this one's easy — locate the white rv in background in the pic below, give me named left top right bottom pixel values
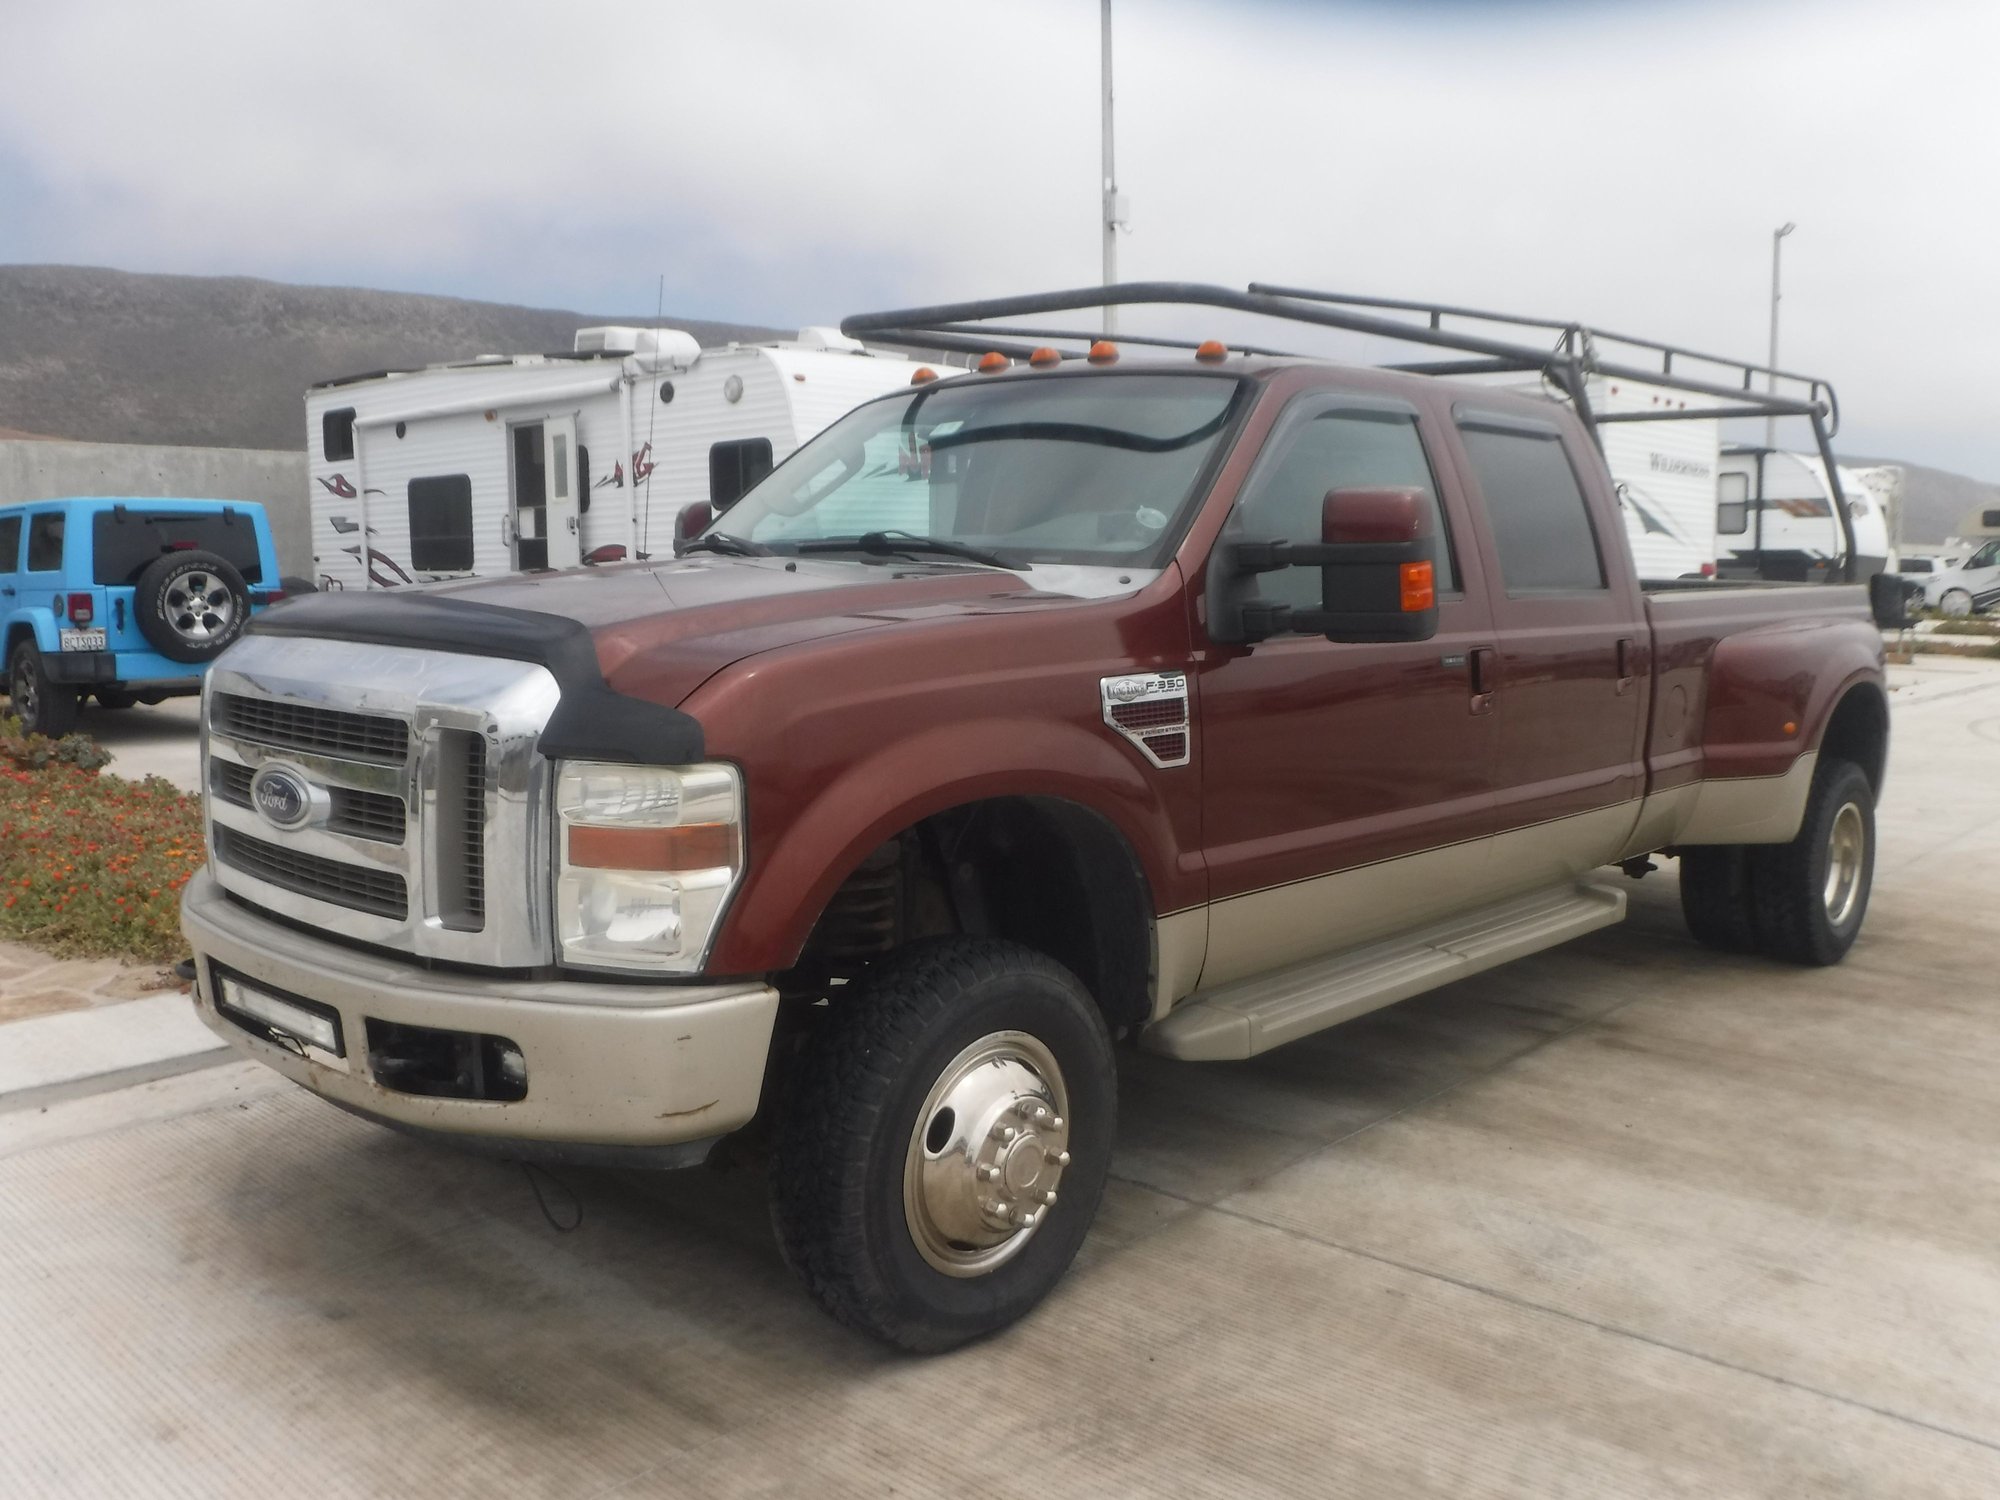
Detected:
left=1715, top=446, right=1891, bottom=582
left=303, top=328, right=938, bottom=588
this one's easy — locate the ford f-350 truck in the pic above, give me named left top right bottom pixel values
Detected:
left=182, top=285, right=1896, bottom=1351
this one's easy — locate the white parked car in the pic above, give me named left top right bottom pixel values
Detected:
left=1925, top=538, right=2000, bottom=616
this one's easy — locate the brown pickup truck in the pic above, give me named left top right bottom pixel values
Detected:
left=182, top=284, right=1895, bottom=1351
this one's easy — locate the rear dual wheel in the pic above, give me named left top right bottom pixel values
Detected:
left=1679, top=757, right=1874, bottom=966
left=770, top=937, right=1115, bottom=1352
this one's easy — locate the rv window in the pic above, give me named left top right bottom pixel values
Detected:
left=710, top=439, right=775, bottom=509
left=26, top=512, right=65, bottom=571
left=1455, top=419, right=1605, bottom=592
left=0, top=515, right=19, bottom=572
left=91, top=510, right=263, bottom=586
left=323, top=407, right=357, bottom=462
left=577, top=446, right=592, bottom=514
left=1717, top=471, right=1750, bottom=536
left=408, top=475, right=474, bottom=572
left=1984, top=508, right=2000, bottom=530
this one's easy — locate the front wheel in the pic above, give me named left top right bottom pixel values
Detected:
left=770, top=937, right=1116, bottom=1352
left=1939, top=588, right=1973, bottom=618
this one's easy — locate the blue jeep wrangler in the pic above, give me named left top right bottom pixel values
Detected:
left=2, top=497, right=284, bottom=736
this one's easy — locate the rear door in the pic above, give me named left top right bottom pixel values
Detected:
left=1196, top=390, right=1500, bottom=986
left=1444, top=406, right=1649, bottom=888
left=0, top=512, right=22, bottom=623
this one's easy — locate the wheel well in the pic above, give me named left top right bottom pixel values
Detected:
left=788, top=796, right=1157, bottom=1030
left=1820, top=683, right=1888, bottom=793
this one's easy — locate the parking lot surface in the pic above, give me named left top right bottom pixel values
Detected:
left=2, top=657, right=1997, bottom=1498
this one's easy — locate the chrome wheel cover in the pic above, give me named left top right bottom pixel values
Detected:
left=903, top=1030, right=1071, bottom=1278
left=165, top=571, right=235, bottom=642
left=1824, top=801, right=1866, bottom=926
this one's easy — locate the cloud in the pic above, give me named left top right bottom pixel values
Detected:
left=2, top=0, right=1995, bottom=475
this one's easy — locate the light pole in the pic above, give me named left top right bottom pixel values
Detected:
left=1101, top=0, right=1118, bottom=332
left=1766, top=221, right=1795, bottom=450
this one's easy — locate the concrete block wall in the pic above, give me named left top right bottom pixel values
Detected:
left=0, top=440, right=310, bottom=579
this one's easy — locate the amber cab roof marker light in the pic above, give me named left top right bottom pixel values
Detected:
left=909, top=366, right=940, bottom=385
left=977, top=351, right=1011, bottom=373
left=1028, top=346, right=1062, bottom=368
left=1087, top=341, right=1119, bottom=365
left=1194, top=340, right=1229, bottom=363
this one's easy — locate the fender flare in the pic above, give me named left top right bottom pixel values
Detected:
left=707, top=716, right=1181, bottom=974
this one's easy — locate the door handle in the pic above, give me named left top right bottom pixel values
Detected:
left=1615, top=636, right=1637, bottom=695
left=1468, top=646, right=1497, bottom=716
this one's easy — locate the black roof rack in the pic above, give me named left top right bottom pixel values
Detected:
left=842, top=281, right=1857, bottom=580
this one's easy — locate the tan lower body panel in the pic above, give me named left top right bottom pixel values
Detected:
left=1200, top=800, right=1641, bottom=991
left=1671, top=752, right=1818, bottom=846
left=1143, top=879, right=1626, bottom=1061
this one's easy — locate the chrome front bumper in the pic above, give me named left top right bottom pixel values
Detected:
left=182, top=867, right=778, bottom=1157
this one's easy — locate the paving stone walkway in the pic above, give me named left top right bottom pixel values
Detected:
left=0, top=941, right=180, bottom=1025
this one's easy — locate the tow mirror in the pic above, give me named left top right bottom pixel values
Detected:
left=1867, top=570, right=1912, bottom=630
left=1313, top=487, right=1439, bottom=643
left=1211, top=486, right=1439, bottom=644
left=674, top=501, right=713, bottom=549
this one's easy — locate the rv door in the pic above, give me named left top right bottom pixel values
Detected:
left=545, top=415, right=581, bottom=569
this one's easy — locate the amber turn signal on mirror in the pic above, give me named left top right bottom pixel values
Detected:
left=1400, top=561, right=1435, bottom=613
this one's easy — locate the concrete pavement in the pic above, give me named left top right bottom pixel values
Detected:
left=1, top=658, right=1997, bottom=1498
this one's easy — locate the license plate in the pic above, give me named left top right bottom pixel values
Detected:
left=59, top=629, right=106, bottom=652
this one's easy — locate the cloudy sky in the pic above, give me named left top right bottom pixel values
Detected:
left=2, top=0, right=1995, bottom=476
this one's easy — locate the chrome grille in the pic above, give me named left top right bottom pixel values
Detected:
left=213, top=691, right=409, bottom=764
left=202, top=635, right=560, bottom=967
left=210, top=758, right=406, bottom=845
left=214, top=826, right=408, bottom=918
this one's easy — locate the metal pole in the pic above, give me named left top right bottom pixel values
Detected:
left=1101, top=0, right=1117, bottom=333
left=1765, top=221, right=1794, bottom=450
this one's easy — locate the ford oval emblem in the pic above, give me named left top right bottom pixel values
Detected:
left=249, top=765, right=314, bottom=831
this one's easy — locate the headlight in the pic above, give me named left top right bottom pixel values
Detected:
left=554, top=761, right=744, bottom=973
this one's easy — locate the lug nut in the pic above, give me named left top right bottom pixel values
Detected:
left=1046, top=1149, right=1070, bottom=1167
left=1019, top=1210, right=1039, bottom=1228
left=978, top=1164, right=1000, bottom=1181
left=1042, top=1190, right=1058, bottom=1206
left=994, top=1125, right=1018, bottom=1143
left=1048, top=1116, right=1064, bottom=1131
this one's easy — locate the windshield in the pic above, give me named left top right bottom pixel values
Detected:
left=714, top=372, right=1246, bottom=567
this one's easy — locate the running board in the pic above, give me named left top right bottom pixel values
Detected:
left=1142, top=880, right=1627, bottom=1062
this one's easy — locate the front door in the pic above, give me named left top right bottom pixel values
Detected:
left=1197, top=391, right=1500, bottom=988
left=543, top=415, right=582, bottom=570
left=1443, top=405, right=1649, bottom=889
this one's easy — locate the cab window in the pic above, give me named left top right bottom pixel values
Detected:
left=1234, top=405, right=1456, bottom=614
left=0, top=515, right=20, bottom=571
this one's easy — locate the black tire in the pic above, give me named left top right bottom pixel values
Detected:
left=1678, top=845, right=1759, bottom=953
left=1748, top=758, right=1876, bottom=966
left=95, top=688, right=138, bottom=710
left=7, top=641, right=80, bottom=736
left=770, top=936, right=1116, bottom=1352
left=134, top=550, right=249, bottom=664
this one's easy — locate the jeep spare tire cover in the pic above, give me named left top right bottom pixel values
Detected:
left=135, top=550, right=251, bottom=663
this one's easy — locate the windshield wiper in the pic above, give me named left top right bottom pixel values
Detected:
left=795, top=530, right=1026, bottom=570
left=677, top=532, right=773, bottom=558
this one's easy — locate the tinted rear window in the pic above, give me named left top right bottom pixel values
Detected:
left=0, top=515, right=19, bottom=571
left=1456, top=417, right=1606, bottom=593
left=92, top=510, right=263, bottom=586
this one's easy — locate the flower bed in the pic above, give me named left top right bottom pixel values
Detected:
left=0, top=718, right=202, bottom=965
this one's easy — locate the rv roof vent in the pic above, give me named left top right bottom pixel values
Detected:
left=796, top=325, right=868, bottom=354
left=575, top=325, right=645, bottom=355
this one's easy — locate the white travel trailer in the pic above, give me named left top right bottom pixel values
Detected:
left=1715, top=446, right=1891, bottom=582
left=303, top=328, right=939, bottom=588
